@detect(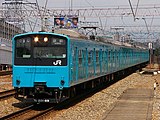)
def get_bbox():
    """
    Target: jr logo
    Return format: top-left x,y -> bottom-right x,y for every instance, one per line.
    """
53,60 -> 62,65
